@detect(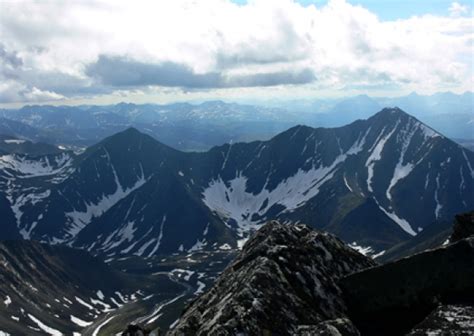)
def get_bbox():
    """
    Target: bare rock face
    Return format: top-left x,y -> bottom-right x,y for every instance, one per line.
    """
168,221 -> 375,336
340,237 -> 474,336
407,304 -> 474,336
450,211 -> 474,242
